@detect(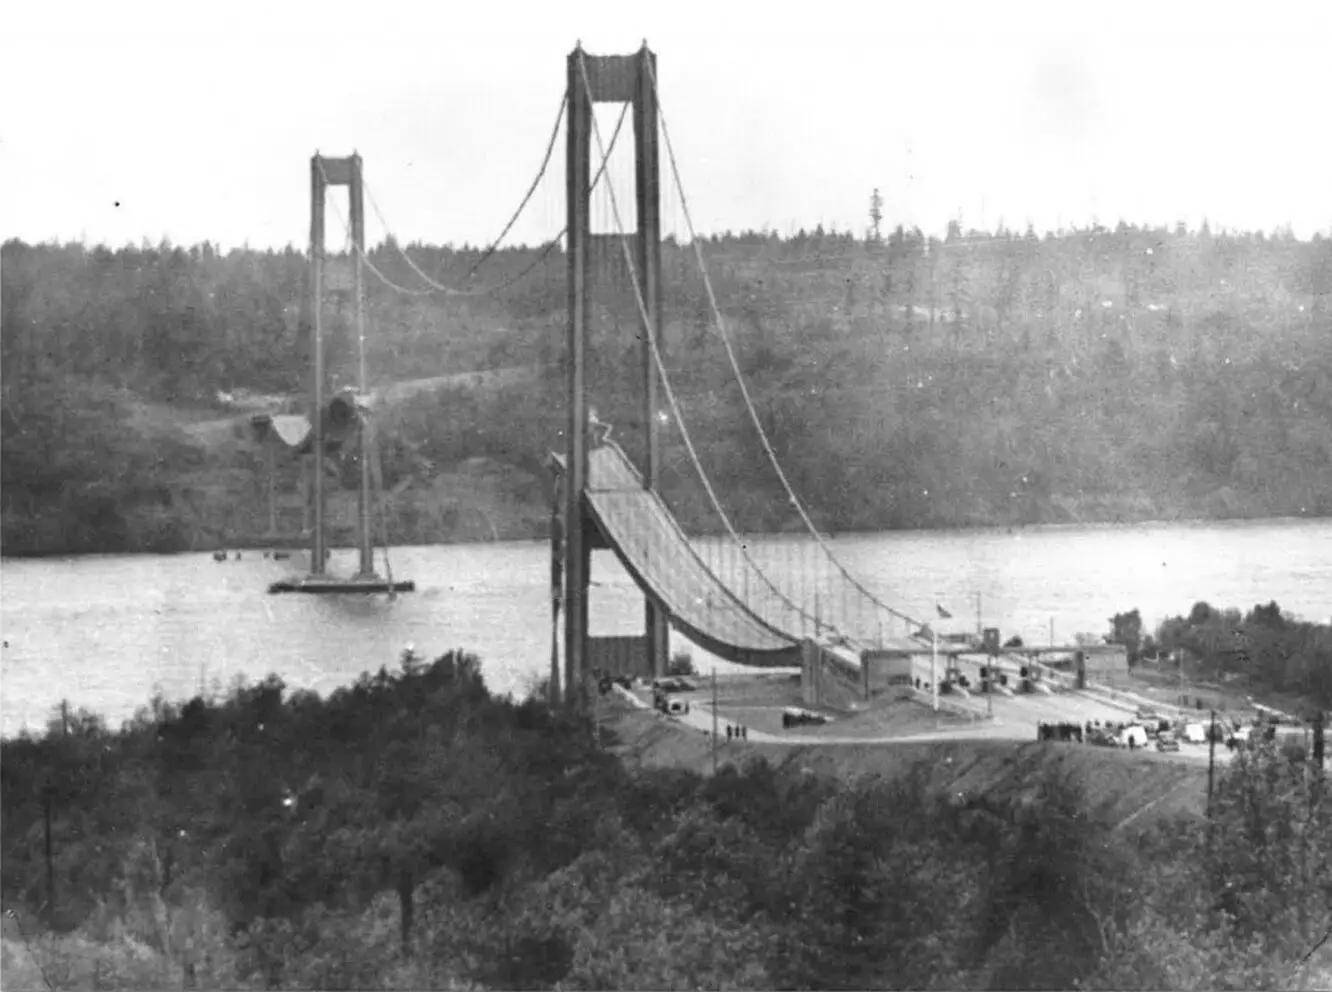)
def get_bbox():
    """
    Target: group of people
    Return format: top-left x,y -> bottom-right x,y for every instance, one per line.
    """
211,549 -> 296,562
1038,721 -> 1088,743
1037,719 -> 1148,745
